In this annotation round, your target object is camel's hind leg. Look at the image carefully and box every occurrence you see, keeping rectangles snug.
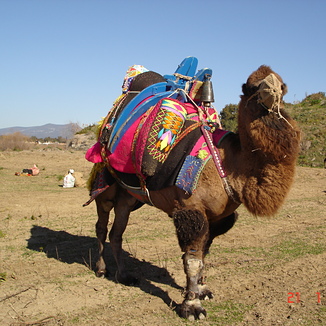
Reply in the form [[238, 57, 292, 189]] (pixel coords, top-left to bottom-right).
[[173, 209, 209, 320], [95, 183, 117, 277], [95, 184, 138, 283], [109, 187, 138, 285]]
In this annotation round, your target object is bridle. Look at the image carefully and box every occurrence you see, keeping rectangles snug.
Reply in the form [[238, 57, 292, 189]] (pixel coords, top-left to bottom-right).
[[246, 73, 294, 129]]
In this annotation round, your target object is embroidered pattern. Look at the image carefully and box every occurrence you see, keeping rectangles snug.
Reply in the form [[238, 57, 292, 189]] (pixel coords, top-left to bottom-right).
[[176, 155, 210, 194], [146, 99, 187, 162]]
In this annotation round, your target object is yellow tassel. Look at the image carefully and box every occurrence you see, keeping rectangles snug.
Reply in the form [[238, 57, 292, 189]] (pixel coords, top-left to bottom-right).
[[86, 162, 106, 191], [198, 150, 208, 160]]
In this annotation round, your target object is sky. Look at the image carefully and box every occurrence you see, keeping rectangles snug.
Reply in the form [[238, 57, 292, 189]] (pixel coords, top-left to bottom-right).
[[1, 0, 325, 129]]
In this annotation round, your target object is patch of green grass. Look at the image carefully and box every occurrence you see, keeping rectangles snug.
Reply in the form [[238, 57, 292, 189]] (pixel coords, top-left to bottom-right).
[[204, 300, 253, 325], [319, 306, 326, 314], [21, 248, 37, 258], [210, 243, 269, 260], [69, 316, 80, 324], [5, 213, 13, 220], [56, 174, 64, 181], [272, 239, 326, 260], [23, 214, 42, 220], [0, 272, 7, 282], [0, 229, 5, 238], [306, 225, 326, 231]]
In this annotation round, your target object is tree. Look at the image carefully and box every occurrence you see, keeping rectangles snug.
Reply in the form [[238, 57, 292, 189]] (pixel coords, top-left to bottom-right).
[[220, 104, 238, 132]]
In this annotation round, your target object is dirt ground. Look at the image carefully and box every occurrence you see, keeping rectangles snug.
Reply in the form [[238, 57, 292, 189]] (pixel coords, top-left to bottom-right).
[[0, 149, 325, 325]]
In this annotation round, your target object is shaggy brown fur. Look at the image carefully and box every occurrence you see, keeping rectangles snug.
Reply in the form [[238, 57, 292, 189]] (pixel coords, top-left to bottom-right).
[[173, 209, 209, 251], [225, 65, 301, 216], [92, 65, 301, 320]]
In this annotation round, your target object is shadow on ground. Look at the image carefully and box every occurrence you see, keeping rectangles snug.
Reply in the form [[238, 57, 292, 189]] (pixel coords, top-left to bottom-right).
[[27, 225, 183, 313]]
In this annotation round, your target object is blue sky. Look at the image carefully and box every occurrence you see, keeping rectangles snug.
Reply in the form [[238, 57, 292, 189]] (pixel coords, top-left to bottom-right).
[[1, 0, 325, 129]]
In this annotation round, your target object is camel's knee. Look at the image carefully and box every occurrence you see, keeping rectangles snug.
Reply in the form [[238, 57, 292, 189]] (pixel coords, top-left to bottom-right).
[[172, 209, 209, 252]]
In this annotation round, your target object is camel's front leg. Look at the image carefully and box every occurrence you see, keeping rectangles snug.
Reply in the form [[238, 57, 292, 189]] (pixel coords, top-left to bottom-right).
[[173, 209, 210, 320], [181, 252, 207, 320]]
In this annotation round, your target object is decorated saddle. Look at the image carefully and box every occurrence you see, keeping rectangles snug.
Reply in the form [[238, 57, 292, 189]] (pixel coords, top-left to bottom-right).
[[85, 57, 232, 206]]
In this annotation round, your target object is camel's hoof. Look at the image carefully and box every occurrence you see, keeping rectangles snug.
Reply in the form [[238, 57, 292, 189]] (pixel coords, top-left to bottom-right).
[[95, 269, 107, 278], [179, 298, 207, 320], [198, 285, 214, 300]]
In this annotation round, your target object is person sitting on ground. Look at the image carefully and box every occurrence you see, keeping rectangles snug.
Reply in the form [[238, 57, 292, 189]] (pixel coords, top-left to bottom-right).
[[63, 169, 75, 188]]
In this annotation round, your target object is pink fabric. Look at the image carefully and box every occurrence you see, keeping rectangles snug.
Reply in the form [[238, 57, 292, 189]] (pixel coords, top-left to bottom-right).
[[85, 142, 103, 163], [108, 115, 143, 173], [189, 135, 206, 157], [212, 129, 230, 146], [184, 102, 198, 115], [188, 129, 230, 159], [85, 101, 227, 174]]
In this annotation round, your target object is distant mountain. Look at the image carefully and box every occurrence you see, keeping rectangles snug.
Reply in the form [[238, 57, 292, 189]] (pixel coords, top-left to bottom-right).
[[0, 123, 80, 139]]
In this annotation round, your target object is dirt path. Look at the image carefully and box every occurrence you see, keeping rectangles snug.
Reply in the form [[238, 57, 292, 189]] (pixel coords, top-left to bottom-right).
[[0, 150, 325, 325]]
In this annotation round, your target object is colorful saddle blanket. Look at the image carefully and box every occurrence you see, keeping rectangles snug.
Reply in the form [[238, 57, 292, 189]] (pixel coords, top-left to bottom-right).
[[86, 97, 231, 195]]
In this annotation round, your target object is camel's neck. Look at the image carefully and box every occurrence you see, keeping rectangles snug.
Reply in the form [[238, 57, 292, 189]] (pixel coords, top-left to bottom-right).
[[224, 103, 301, 217]]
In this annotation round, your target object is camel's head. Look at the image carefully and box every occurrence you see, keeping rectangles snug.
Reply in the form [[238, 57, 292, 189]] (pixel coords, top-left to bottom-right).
[[238, 66, 300, 165], [241, 65, 288, 114]]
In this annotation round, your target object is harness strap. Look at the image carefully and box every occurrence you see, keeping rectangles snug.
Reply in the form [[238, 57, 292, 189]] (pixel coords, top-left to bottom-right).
[[172, 88, 239, 204], [201, 125, 240, 204], [101, 149, 155, 206]]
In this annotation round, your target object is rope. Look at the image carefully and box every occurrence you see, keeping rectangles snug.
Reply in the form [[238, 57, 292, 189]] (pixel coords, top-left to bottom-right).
[[247, 73, 294, 129], [173, 72, 193, 81]]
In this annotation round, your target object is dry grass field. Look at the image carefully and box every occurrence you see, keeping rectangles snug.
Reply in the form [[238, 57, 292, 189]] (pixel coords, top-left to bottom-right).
[[0, 149, 325, 325]]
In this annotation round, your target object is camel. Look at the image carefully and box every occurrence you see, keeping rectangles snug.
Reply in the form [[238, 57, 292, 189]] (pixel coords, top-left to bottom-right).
[[89, 65, 301, 320]]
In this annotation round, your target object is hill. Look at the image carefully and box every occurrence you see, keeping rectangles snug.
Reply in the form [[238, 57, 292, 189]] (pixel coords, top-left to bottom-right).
[[285, 92, 326, 168], [220, 92, 326, 168], [0, 123, 80, 139]]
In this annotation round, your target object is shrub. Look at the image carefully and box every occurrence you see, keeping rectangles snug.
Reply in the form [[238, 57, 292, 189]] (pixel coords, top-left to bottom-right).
[[76, 124, 97, 135], [0, 132, 32, 151]]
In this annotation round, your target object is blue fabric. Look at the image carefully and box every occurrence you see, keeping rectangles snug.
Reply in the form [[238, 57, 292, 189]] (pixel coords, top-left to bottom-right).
[[175, 155, 210, 194]]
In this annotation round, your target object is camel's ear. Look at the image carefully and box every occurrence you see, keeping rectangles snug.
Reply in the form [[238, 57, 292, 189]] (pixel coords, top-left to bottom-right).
[[242, 83, 249, 96], [282, 83, 288, 96], [242, 83, 257, 96]]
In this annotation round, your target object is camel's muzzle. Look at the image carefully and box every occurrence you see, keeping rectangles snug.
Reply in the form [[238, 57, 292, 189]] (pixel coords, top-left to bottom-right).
[[257, 73, 283, 112]]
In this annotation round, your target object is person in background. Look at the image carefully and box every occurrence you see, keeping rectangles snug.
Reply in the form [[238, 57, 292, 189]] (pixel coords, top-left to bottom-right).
[[63, 169, 75, 188], [31, 164, 39, 176]]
